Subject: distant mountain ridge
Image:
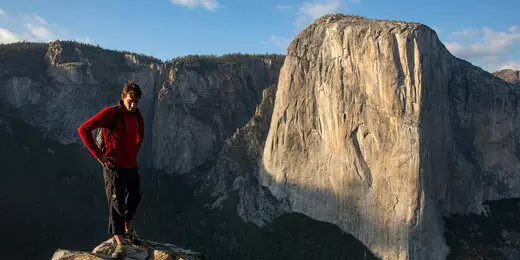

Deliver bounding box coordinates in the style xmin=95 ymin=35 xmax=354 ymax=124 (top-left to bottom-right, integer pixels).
xmin=494 ymin=69 xmax=520 ymax=85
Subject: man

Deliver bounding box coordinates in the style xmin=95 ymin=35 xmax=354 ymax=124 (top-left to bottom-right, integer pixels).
xmin=78 ymin=80 xmax=144 ymax=258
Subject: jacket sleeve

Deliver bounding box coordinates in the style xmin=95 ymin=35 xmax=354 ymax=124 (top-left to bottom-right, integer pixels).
xmin=77 ymin=107 xmax=114 ymax=159
xmin=137 ymin=113 xmax=144 ymax=152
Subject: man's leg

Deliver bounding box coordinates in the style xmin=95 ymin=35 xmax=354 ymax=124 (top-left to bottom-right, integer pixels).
xmin=124 ymin=167 xmax=141 ymax=243
xmin=124 ymin=167 xmax=141 ymax=225
xmin=103 ymin=167 xmax=127 ymax=243
xmin=124 ymin=221 xmax=131 ymax=233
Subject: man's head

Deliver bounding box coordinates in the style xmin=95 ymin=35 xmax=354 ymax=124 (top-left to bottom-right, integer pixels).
xmin=121 ymin=80 xmax=142 ymax=112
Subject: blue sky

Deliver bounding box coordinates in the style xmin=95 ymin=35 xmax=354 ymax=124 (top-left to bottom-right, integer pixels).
xmin=1 ymin=0 xmax=519 ymax=72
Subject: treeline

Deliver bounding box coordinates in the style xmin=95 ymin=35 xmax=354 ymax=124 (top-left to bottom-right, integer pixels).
xmin=0 ymin=41 xmax=49 ymax=78
xmin=171 ymin=53 xmax=285 ymax=64
xmin=169 ymin=53 xmax=284 ymax=72
xmin=52 ymin=40 xmax=163 ymax=65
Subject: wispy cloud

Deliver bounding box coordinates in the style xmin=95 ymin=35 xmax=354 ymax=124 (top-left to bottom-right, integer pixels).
xmin=33 ymin=14 xmax=47 ymax=25
xmin=451 ymin=28 xmax=480 ymax=38
xmin=76 ymin=36 xmax=93 ymax=44
xmin=294 ymin=0 xmax=342 ymax=28
xmin=22 ymin=14 xmax=56 ymax=42
xmin=275 ymin=4 xmax=291 ymax=10
xmin=0 ymin=8 xmax=6 ymax=16
xmin=25 ymin=23 xmax=55 ymax=41
xmin=509 ymin=25 xmax=518 ymax=32
xmin=170 ymin=0 xmax=220 ymax=11
xmin=299 ymin=0 xmax=341 ymax=20
xmin=269 ymin=35 xmax=291 ymax=49
xmin=444 ymin=27 xmax=520 ymax=72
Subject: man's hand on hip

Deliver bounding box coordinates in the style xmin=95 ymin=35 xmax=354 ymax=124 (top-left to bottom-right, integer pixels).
xmin=98 ymin=156 xmax=115 ymax=169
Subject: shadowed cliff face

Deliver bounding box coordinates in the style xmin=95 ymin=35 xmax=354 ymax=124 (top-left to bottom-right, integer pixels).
xmin=255 ymin=14 xmax=520 ymax=259
xmin=152 ymin=58 xmax=282 ymax=174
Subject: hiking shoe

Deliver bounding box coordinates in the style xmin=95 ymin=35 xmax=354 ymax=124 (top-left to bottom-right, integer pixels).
xmin=124 ymin=229 xmax=141 ymax=245
xmin=111 ymin=244 xmax=128 ymax=259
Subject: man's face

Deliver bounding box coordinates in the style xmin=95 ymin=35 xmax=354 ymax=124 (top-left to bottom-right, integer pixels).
xmin=122 ymin=92 xmax=140 ymax=112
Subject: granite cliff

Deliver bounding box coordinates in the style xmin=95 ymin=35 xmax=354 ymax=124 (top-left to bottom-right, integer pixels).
xmin=240 ymin=14 xmax=520 ymax=259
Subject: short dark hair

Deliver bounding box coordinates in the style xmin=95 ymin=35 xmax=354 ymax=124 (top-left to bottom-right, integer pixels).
xmin=122 ymin=80 xmax=142 ymax=99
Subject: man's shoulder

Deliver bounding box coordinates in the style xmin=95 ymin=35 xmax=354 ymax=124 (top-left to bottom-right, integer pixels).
xmin=98 ymin=106 xmax=119 ymax=116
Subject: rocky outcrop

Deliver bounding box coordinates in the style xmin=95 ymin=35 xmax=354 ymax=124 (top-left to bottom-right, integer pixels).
xmin=494 ymin=69 xmax=520 ymax=85
xmin=51 ymin=238 xmax=202 ymax=260
xmin=256 ymin=14 xmax=520 ymax=259
xmin=0 ymin=41 xmax=163 ymax=150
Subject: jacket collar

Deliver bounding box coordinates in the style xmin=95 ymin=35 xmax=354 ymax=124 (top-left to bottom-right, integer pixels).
xmin=118 ymin=99 xmax=126 ymax=111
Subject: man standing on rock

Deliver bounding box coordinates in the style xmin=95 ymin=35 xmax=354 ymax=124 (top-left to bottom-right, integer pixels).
xmin=78 ymin=80 xmax=144 ymax=258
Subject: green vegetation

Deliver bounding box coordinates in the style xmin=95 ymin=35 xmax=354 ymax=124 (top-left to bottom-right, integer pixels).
xmin=51 ymin=40 xmax=163 ymax=65
xmin=444 ymin=198 xmax=520 ymax=259
xmin=168 ymin=53 xmax=284 ymax=73
xmin=171 ymin=52 xmax=283 ymax=64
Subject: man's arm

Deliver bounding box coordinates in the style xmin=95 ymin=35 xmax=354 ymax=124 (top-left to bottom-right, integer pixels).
xmin=77 ymin=107 xmax=114 ymax=160
xmin=137 ymin=113 xmax=144 ymax=152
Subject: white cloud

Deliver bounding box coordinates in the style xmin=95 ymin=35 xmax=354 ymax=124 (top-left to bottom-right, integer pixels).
xmin=170 ymin=0 xmax=220 ymax=11
xmin=17 ymin=13 xmax=58 ymax=42
xmin=0 ymin=28 xmax=23 ymax=43
xmin=444 ymin=27 xmax=520 ymax=72
xmin=269 ymin=35 xmax=291 ymax=49
xmin=445 ymin=28 xmax=520 ymax=59
xmin=299 ymin=0 xmax=341 ymax=20
xmin=0 ymin=8 xmax=6 ymax=16
xmin=275 ymin=4 xmax=291 ymax=10
xmin=509 ymin=25 xmax=518 ymax=32
xmin=0 ymin=12 xmax=91 ymax=44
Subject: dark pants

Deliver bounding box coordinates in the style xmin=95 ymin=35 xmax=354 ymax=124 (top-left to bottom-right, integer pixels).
xmin=103 ymin=167 xmax=141 ymax=235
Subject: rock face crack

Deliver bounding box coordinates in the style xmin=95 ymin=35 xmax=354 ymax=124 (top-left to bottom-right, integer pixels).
xmin=351 ymin=125 xmax=373 ymax=187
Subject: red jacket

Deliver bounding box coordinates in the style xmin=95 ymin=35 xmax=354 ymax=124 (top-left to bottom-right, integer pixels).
xmin=78 ymin=101 xmax=144 ymax=168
